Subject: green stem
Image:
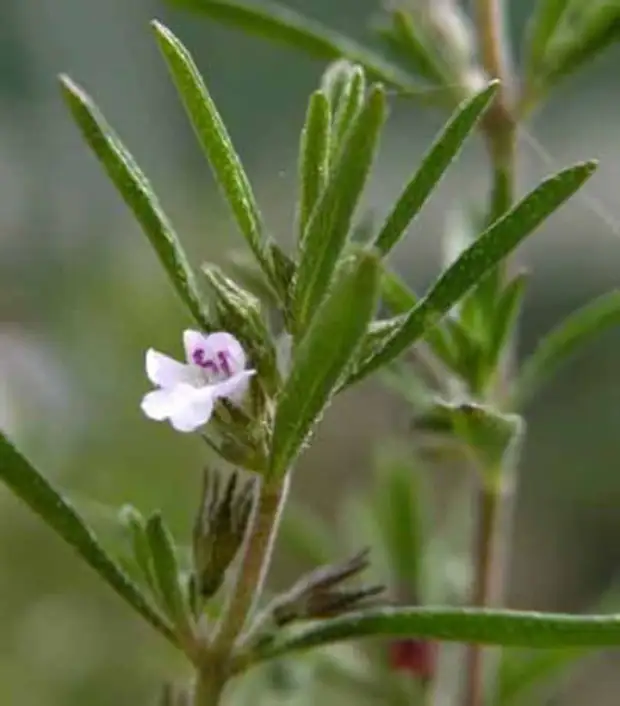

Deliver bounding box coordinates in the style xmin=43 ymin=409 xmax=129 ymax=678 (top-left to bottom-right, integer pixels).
xmin=465 ymin=2 xmax=518 ymax=706
xmin=213 ymin=474 xmax=290 ymax=651
xmin=192 ymin=662 xmax=227 ymax=706
xmin=463 ymin=480 xmax=508 ymax=706
xmin=487 ymin=135 xmax=516 ymax=224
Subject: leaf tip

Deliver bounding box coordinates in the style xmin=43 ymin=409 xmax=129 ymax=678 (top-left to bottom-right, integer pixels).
xmin=58 ymin=75 xmax=95 ymax=117
xmin=58 ymin=73 xmax=83 ymax=100
xmin=151 ymin=18 xmax=171 ymax=39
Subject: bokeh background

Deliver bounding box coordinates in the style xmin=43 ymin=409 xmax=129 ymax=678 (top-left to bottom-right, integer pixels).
xmin=2 ymin=0 xmax=620 ymax=704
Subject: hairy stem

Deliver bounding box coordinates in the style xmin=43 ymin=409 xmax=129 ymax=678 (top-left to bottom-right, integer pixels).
xmin=463 ymin=482 xmax=502 ymax=706
xmin=464 ymin=2 xmax=517 ymax=706
xmin=475 ymin=0 xmax=510 ymax=94
xmin=213 ymin=474 xmax=290 ymax=652
xmin=475 ymin=0 xmax=516 ymax=221
xmin=192 ymin=661 xmax=227 ymax=706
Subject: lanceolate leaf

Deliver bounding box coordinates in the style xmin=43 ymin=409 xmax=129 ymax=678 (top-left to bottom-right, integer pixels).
xmin=60 ymin=76 xmax=210 ymax=331
xmin=166 ymin=0 xmax=424 ymax=93
xmin=373 ymin=81 xmax=498 ymax=256
xmin=331 ymin=66 xmax=366 ymax=157
xmin=380 ymin=268 xmax=418 ymax=312
xmin=297 ymin=91 xmax=331 ymax=242
xmin=541 ymin=4 xmax=620 ymax=88
xmin=119 ymin=505 xmax=158 ymax=593
xmin=270 ymin=250 xmax=380 ymax=478
xmin=242 ymin=606 xmax=620 ymax=669
xmin=146 ymin=513 xmax=191 ymax=629
xmin=523 ymin=0 xmax=570 ymax=78
xmin=378 ymin=9 xmax=449 ymax=87
xmin=497 ymin=577 xmax=620 ymax=705
xmin=373 ymin=447 xmax=426 ymax=594
xmin=268 ymin=242 xmax=296 ymax=307
xmin=153 ymin=22 xmax=275 ymax=285
xmin=0 ymin=433 xmax=177 ymax=647
xmin=377 ymin=269 xmax=459 ymax=373
xmin=321 ymin=60 xmax=359 ymax=112
xmin=485 ymin=271 xmax=528 ymax=375
xmin=349 ymin=161 xmax=597 ymax=384
xmin=293 ymin=86 xmax=386 ymax=333
xmin=515 ymin=289 xmax=620 ymax=407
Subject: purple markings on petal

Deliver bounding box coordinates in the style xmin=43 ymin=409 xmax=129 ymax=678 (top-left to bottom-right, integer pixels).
xmin=192 ymin=348 xmax=205 ymax=366
xmin=192 ymin=347 xmax=234 ymax=378
xmin=192 ymin=348 xmax=218 ymax=374
xmin=217 ymin=350 xmax=232 ymax=376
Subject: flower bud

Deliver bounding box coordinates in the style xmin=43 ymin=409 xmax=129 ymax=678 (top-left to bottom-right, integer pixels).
xmin=265 ymin=549 xmax=385 ymax=627
xmin=191 ymin=468 xmax=256 ymax=604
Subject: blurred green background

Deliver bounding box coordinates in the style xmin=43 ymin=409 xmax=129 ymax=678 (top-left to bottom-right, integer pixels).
xmin=2 ymin=0 xmax=620 ymax=704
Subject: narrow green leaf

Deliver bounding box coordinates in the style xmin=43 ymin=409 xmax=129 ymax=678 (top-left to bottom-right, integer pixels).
xmin=59 ymin=76 xmax=210 ymax=331
xmin=321 ymin=60 xmax=359 ymax=111
xmin=297 ymin=91 xmax=331 ymax=242
xmin=497 ymin=577 xmax=620 ymax=705
xmin=226 ymin=249 xmax=280 ymax=306
xmin=444 ymin=321 xmax=487 ymax=391
xmin=293 ymin=86 xmax=386 ymax=333
xmin=152 ymin=22 xmax=274 ymax=283
xmin=268 ymin=242 xmax=296 ymax=296
xmin=541 ymin=4 xmax=620 ymax=88
xmin=374 ymin=81 xmax=498 ymax=256
xmin=353 ymin=318 xmax=405 ymax=377
xmin=350 ymin=161 xmax=597 ymax=383
xmin=379 ymin=269 xmax=458 ymax=372
xmin=515 ymin=290 xmax=620 ymax=407
xmin=380 ymin=268 xmax=418 ymax=312
xmin=523 ymin=0 xmax=570 ymax=77
xmin=119 ymin=505 xmax=158 ymax=593
xmin=146 ymin=512 xmax=191 ymax=629
xmin=270 ymin=250 xmax=380 ymax=478
xmin=244 ymin=606 xmax=620 ymax=668
xmin=380 ymin=364 xmax=434 ymax=411
xmin=485 ymin=272 xmax=528 ymax=375
xmin=331 ymin=66 xmax=366 ymax=157
xmin=267 ymin=242 xmax=296 ymax=326
xmin=0 ymin=433 xmax=177 ymax=646
xmin=373 ymin=446 xmax=426 ymax=594
xmin=378 ymin=10 xmax=449 ymax=87
xmin=166 ymin=0 xmax=425 ymax=93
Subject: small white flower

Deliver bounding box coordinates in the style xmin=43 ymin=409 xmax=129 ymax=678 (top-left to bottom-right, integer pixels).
xmin=141 ymin=330 xmax=254 ymax=433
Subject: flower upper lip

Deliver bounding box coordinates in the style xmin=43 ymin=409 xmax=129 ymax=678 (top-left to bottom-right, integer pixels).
xmin=141 ymin=329 xmax=254 ymax=432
